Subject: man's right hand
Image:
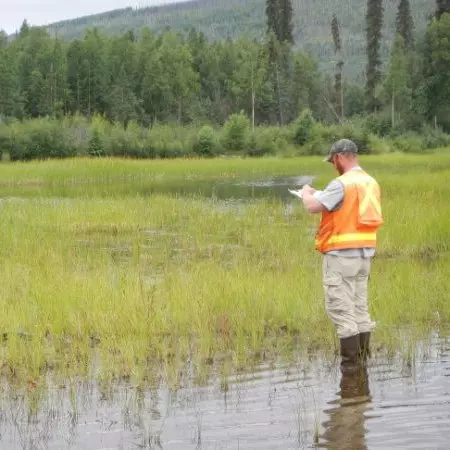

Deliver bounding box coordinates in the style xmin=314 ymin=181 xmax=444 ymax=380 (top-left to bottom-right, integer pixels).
xmin=301 ymin=184 xmax=316 ymax=195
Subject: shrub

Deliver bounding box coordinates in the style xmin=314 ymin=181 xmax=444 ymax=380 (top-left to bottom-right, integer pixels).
xmin=195 ymin=125 xmax=217 ymax=157
xmin=246 ymin=126 xmax=289 ymax=157
xmin=293 ymin=109 xmax=315 ymax=146
xmin=9 ymin=118 xmax=75 ymax=161
xmin=364 ymin=113 xmax=392 ymax=137
xmin=221 ymin=112 xmax=250 ymax=152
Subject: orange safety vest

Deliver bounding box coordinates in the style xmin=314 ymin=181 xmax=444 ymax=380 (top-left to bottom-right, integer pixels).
xmin=315 ymin=169 xmax=383 ymax=253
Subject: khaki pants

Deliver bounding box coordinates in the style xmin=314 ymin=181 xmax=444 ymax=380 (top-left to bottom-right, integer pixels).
xmin=323 ymin=254 xmax=376 ymax=339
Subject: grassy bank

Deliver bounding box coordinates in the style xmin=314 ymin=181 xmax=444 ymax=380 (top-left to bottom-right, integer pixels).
xmin=0 ymin=154 xmax=449 ymax=385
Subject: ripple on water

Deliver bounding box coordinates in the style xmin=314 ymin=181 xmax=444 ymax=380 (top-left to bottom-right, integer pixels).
xmin=0 ymin=335 xmax=450 ymax=449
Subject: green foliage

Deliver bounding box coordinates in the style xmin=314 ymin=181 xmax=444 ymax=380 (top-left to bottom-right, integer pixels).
xmin=424 ymin=14 xmax=450 ymax=132
xmin=0 ymin=117 xmax=448 ymax=162
xmin=363 ymin=112 xmax=393 ymax=136
xmin=8 ymin=118 xmax=76 ymax=161
xmin=303 ymin=121 xmax=373 ymax=156
xmin=0 ymin=47 xmax=22 ymax=117
xmin=195 ymin=125 xmax=217 ymax=157
xmin=88 ymin=131 xmax=105 ymax=157
xmin=384 ymin=36 xmax=413 ymax=129
xmin=396 ymin=0 xmax=415 ymax=50
xmin=221 ymin=112 xmax=251 ymax=152
xmin=392 ymin=127 xmax=450 ymax=153
xmin=247 ymin=126 xmax=289 ymax=157
xmin=0 ymin=3 xmax=448 ymax=157
xmin=365 ymin=0 xmax=384 ymax=111
xmin=293 ymin=109 xmax=315 ymax=146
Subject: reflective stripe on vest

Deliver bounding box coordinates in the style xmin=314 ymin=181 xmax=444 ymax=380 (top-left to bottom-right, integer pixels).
xmin=318 ymin=232 xmax=377 ymax=245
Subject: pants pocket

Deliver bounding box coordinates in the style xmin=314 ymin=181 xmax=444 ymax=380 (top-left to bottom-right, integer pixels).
xmin=324 ymin=272 xmax=344 ymax=306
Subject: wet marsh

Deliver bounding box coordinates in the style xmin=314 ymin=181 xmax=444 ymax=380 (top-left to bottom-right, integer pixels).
xmin=0 ymin=153 xmax=449 ymax=448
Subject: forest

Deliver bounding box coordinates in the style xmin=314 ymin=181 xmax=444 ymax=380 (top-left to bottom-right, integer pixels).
xmin=46 ymin=0 xmax=433 ymax=79
xmin=0 ymin=0 xmax=449 ymax=160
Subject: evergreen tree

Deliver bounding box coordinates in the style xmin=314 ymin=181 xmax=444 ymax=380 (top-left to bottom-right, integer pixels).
xmin=0 ymin=46 xmax=23 ymax=117
xmin=279 ymin=0 xmax=294 ymax=44
xmin=66 ymin=39 xmax=85 ymax=113
xmin=396 ymin=0 xmax=415 ymax=51
xmin=436 ymin=0 xmax=450 ymax=19
xmin=266 ymin=0 xmax=280 ymax=41
xmin=28 ymin=69 xmax=50 ymax=117
xmin=331 ymin=14 xmax=344 ymax=119
xmin=0 ymin=31 xmax=7 ymax=49
xmin=265 ymin=0 xmax=294 ymax=44
xmin=365 ymin=0 xmax=384 ymax=111
xmin=18 ymin=20 xmax=29 ymax=39
xmin=266 ymin=32 xmax=284 ymax=124
xmin=424 ymin=13 xmax=450 ymax=130
xmin=15 ymin=27 xmax=55 ymax=117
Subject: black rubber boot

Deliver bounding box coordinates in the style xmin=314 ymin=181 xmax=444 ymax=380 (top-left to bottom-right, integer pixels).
xmin=340 ymin=335 xmax=359 ymax=373
xmin=358 ymin=332 xmax=371 ymax=364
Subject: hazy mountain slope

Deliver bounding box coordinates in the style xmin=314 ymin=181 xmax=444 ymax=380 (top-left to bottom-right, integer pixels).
xmin=47 ymin=0 xmax=434 ymax=77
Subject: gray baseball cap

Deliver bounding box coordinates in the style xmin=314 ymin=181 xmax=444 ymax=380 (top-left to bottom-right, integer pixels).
xmin=324 ymin=139 xmax=358 ymax=162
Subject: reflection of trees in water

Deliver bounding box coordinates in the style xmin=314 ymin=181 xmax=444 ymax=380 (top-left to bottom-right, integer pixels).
xmin=321 ymin=367 xmax=371 ymax=450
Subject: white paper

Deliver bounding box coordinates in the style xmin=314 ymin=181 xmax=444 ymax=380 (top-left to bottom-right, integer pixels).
xmin=288 ymin=189 xmax=303 ymax=199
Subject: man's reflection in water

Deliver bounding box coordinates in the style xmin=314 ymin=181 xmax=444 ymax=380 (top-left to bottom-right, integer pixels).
xmin=320 ymin=366 xmax=371 ymax=450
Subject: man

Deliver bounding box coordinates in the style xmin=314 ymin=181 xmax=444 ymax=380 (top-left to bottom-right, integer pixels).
xmin=300 ymin=139 xmax=383 ymax=370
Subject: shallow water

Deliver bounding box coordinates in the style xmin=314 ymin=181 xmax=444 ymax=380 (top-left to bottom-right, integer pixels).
xmin=0 ymin=175 xmax=315 ymax=200
xmin=1 ymin=333 xmax=449 ymax=449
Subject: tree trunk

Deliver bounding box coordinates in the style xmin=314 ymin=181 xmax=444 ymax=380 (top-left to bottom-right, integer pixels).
xmin=391 ymin=90 xmax=395 ymax=129
xmin=88 ymin=62 xmax=91 ymax=117
xmin=76 ymin=73 xmax=80 ymax=112
xmin=251 ymin=61 xmax=255 ymax=131
xmin=275 ymin=63 xmax=283 ymax=125
xmin=252 ymin=91 xmax=255 ymax=131
xmin=340 ymin=68 xmax=345 ymax=119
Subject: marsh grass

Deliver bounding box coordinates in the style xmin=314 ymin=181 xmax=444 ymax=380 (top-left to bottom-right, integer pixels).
xmin=0 ymin=153 xmax=448 ymax=385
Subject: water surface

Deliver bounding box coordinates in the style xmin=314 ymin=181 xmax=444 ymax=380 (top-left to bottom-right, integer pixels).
xmin=1 ymin=334 xmax=449 ymax=449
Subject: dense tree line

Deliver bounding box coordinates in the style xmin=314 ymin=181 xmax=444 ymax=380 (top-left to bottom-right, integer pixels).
xmin=0 ymin=0 xmax=449 ymax=134
xmin=0 ymin=21 xmax=336 ymax=127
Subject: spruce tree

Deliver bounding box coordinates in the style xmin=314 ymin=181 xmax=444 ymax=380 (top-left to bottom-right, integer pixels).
xmin=331 ymin=14 xmax=344 ymax=119
xmin=365 ymin=0 xmax=384 ymax=112
xmin=396 ymin=0 xmax=414 ymax=51
xmin=279 ymin=0 xmax=294 ymax=44
xmin=436 ymin=0 xmax=450 ymax=19
xmin=266 ymin=0 xmax=280 ymax=40
xmin=266 ymin=0 xmax=294 ymax=44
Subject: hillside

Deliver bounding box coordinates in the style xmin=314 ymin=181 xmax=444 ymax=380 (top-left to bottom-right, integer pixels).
xmin=46 ymin=0 xmax=433 ymax=77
